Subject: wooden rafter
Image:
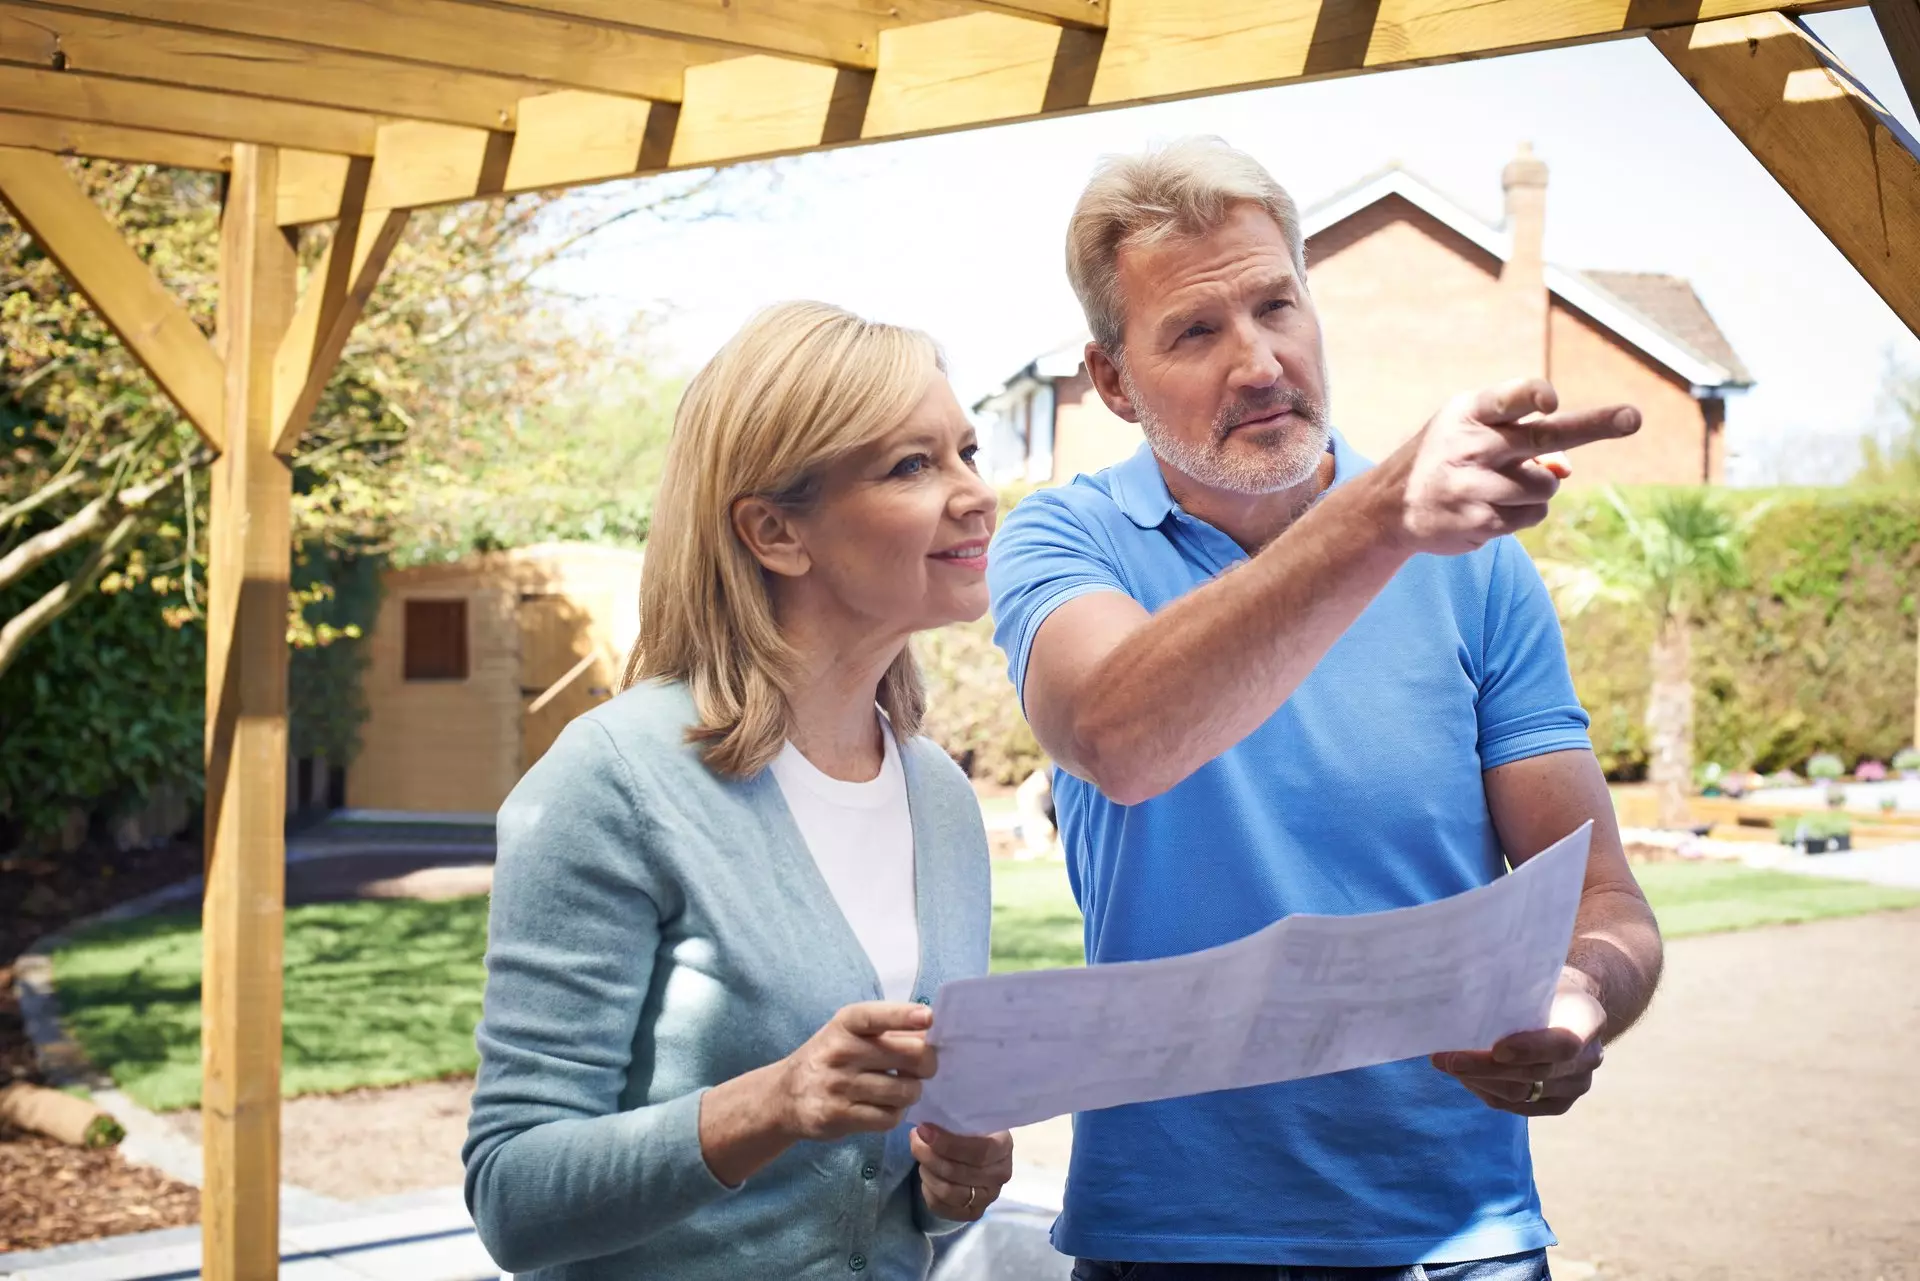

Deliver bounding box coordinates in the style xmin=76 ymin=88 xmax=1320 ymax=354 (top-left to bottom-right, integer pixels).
xmin=1653 ymin=12 xmax=1920 ymax=338
xmin=43 ymin=0 xmax=729 ymax=98
xmin=0 ymin=3 xmax=580 ymax=132
xmin=0 ymin=110 xmax=231 ymax=170
xmin=231 ymin=0 xmax=1868 ymax=225
xmin=0 ymin=63 xmax=382 ymax=154
xmin=0 ymin=145 xmax=224 ymax=446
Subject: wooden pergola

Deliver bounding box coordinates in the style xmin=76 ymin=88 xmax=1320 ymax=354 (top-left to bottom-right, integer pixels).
xmin=0 ymin=0 xmax=1915 ymax=1275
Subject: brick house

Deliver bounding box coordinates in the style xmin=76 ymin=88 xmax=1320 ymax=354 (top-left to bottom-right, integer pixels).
xmin=979 ymin=146 xmax=1753 ymax=487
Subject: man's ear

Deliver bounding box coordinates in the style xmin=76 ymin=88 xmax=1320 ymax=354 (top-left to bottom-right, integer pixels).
xmin=1084 ymin=343 xmax=1140 ymax=424
xmin=730 ymin=495 xmax=811 ymax=578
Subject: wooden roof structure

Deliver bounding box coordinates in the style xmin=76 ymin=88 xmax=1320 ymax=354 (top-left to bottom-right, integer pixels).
xmin=0 ymin=1 xmax=1915 ymax=1275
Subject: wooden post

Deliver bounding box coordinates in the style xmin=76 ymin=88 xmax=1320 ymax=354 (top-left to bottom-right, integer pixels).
xmin=203 ymin=141 xmax=296 ymax=1281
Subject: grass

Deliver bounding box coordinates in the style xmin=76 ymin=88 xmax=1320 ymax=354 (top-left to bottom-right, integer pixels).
xmin=990 ymin=860 xmax=1920 ymax=971
xmin=53 ymin=898 xmax=488 ymax=1112
xmin=49 ymin=859 xmax=1920 ymax=1108
xmin=990 ymin=860 xmax=1085 ymax=972
xmin=1630 ymin=861 xmax=1920 ymax=937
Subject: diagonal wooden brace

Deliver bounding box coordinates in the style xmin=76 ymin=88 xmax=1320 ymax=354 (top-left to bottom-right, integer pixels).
xmin=271 ymin=156 xmax=410 ymax=456
xmin=0 ymin=145 xmax=225 ymax=449
xmin=1653 ymin=12 xmax=1920 ymax=340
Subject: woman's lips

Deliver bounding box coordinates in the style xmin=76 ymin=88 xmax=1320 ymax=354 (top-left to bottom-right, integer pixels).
xmin=930 ymin=541 xmax=989 ymax=570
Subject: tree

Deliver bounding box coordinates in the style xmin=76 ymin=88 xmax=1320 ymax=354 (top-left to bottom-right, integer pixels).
xmin=1 ymin=158 xmax=765 ymax=678
xmin=1 ymin=156 xmax=771 ymax=844
xmin=1856 ymin=360 xmax=1920 ymax=487
xmin=1539 ymin=487 xmax=1764 ymax=830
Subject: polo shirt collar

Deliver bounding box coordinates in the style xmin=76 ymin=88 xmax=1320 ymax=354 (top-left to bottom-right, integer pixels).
xmin=1107 ymin=426 xmax=1363 ymax=530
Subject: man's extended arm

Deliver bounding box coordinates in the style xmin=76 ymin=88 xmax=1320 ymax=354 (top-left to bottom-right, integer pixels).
xmin=1022 ymin=380 xmax=1639 ymax=805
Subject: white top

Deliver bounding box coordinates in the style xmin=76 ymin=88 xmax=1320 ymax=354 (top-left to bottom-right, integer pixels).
xmin=769 ymin=720 xmax=920 ymax=1003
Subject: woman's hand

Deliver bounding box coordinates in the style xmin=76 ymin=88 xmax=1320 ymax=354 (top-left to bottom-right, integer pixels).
xmin=778 ymin=1001 xmax=938 ymax=1141
xmin=909 ymin=1124 xmax=1014 ymax=1222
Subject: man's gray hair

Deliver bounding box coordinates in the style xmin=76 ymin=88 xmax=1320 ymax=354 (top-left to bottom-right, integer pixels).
xmin=1065 ymin=137 xmax=1307 ymax=359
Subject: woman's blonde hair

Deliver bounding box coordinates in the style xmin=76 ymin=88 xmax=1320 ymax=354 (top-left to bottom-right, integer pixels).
xmin=1066 ymin=136 xmax=1306 ymax=359
xmin=624 ymin=300 xmax=942 ymax=777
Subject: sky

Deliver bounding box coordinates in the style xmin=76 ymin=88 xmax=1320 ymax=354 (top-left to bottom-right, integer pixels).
xmin=548 ymin=11 xmax=1920 ymax=486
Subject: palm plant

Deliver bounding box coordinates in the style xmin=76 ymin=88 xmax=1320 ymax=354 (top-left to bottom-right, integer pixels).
xmin=1540 ymin=487 xmax=1765 ymax=830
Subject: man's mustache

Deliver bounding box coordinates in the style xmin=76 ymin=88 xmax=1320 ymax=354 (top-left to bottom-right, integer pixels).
xmin=1215 ymin=386 xmax=1326 ymax=439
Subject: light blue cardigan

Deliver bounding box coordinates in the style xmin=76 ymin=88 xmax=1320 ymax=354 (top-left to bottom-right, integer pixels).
xmin=464 ymin=679 xmax=992 ymax=1279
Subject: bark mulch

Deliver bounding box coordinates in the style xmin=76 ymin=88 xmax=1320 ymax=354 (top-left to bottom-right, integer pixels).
xmin=1 ymin=835 xmax=207 ymax=1253
xmin=0 ymin=1121 xmax=199 ymax=1253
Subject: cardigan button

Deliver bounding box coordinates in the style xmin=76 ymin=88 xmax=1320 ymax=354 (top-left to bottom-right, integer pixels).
xmin=849 ymin=1254 xmax=868 ymax=1272
xmin=914 ymin=996 xmax=931 ymax=1006
xmin=861 ymin=1162 xmax=878 ymax=1180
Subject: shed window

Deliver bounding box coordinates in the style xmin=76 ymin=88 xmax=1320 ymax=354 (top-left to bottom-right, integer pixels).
xmin=404 ymin=599 xmax=468 ymax=681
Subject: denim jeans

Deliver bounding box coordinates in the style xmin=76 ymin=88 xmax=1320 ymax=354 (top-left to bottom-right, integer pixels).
xmin=1069 ymin=1247 xmax=1551 ymax=1281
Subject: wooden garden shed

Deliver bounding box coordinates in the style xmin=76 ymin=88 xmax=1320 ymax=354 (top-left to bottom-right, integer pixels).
xmin=349 ymin=543 xmax=645 ymax=817
xmin=0 ymin=0 xmax=1913 ymax=1275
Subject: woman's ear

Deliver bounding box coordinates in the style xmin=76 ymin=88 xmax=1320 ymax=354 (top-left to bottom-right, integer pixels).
xmin=730 ymin=496 xmax=812 ymax=578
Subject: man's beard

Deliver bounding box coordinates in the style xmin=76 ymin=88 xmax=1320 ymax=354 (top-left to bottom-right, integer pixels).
xmin=1121 ymin=364 xmax=1332 ymax=496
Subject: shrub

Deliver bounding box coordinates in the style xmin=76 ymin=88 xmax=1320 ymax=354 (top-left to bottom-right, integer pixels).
xmin=1521 ymin=487 xmax=1920 ymax=778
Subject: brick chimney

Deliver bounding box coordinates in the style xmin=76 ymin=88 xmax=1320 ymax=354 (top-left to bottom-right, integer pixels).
xmin=1500 ymin=142 xmax=1549 ymax=378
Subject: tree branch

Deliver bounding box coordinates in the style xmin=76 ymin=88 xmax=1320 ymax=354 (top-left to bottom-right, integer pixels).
xmin=0 ymin=451 xmax=201 ymax=594
xmin=0 ymin=509 xmax=139 ymax=681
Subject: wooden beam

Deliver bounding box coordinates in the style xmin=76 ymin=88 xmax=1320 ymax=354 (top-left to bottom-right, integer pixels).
xmin=0 ymin=145 xmax=224 ymax=446
xmin=1652 ymin=13 xmax=1920 ymax=337
xmin=305 ymin=94 xmax=674 ymax=214
xmin=273 ymin=168 xmax=410 ymax=453
xmin=865 ymin=12 xmax=1100 ymax=137
xmin=670 ymin=56 xmax=870 ymax=166
xmin=1871 ymin=0 xmax=1920 ymax=117
xmin=0 ymin=111 xmax=231 ymax=169
xmin=0 ymin=63 xmax=381 ymax=153
xmin=452 ymin=0 xmax=1106 ymax=68
xmin=1086 ymin=0 xmax=1863 ymax=107
xmin=269 ymin=0 xmax=1871 ymax=225
xmin=0 ymin=3 xmax=568 ymax=132
xmin=50 ymin=0 xmax=721 ymax=101
xmin=202 ymin=140 xmax=295 ymax=1281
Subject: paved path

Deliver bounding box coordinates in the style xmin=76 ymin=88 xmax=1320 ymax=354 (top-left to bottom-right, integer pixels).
xmin=1529 ymin=907 xmax=1920 ymax=1280
xmin=1739 ymin=840 xmax=1920 ymax=889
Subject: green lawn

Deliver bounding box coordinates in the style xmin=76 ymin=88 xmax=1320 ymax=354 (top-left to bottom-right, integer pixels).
xmin=53 ymin=898 xmax=488 ymax=1111
xmin=50 ymin=858 xmax=1920 ymax=1109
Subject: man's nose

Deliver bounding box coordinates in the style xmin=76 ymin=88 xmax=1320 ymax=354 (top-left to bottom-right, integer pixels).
xmin=1226 ymin=323 xmax=1284 ymax=391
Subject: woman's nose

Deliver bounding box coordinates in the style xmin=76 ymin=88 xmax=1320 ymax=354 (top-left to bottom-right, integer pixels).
xmin=951 ymin=465 xmax=997 ymax=519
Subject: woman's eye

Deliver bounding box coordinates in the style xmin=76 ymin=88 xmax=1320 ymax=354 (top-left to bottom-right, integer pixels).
xmin=1181 ymin=324 xmax=1210 ymax=341
xmin=960 ymin=445 xmax=980 ymax=470
xmin=891 ymin=455 xmax=929 ymax=478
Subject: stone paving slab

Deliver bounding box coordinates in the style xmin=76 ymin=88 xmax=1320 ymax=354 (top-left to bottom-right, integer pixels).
xmin=0 ymin=1188 xmax=501 ymax=1281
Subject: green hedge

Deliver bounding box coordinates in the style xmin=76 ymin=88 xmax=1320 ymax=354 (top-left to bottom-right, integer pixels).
xmin=0 ymin=544 xmax=381 ymax=849
xmin=1520 ymin=486 xmax=1919 ymax=778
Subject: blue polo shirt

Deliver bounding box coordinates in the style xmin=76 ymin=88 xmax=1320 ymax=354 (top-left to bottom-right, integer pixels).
xmin=987 ymin=433 xmax=1593 ymax=1267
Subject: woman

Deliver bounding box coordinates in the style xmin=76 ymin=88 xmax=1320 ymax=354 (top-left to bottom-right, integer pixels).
xmin=464 ymin=302 xmax=1015 ymax=1279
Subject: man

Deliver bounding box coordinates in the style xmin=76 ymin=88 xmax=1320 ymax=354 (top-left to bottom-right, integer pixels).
xmin=987 ymin=137 xmax=1665 ymax=1279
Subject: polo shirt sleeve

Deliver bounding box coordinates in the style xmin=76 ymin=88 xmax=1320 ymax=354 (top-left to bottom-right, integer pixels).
xmin=988 ymin=490 xmax=1130 ymax=704
xmin=1474 ymin=537 xmax=1594 ymax=770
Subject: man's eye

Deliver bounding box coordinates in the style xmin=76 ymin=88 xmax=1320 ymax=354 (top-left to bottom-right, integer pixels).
xmin=1262 ymin=299 xmax=1291 ymax=314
